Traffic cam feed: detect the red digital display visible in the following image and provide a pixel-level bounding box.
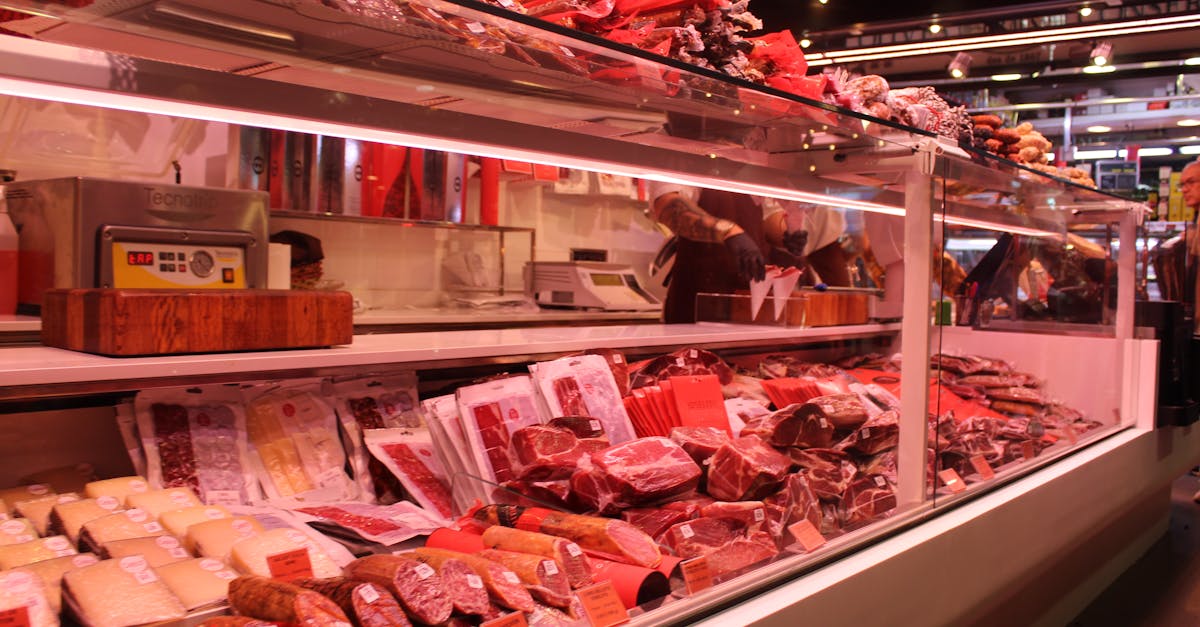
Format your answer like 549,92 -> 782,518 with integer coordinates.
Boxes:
126,251 -> 155,266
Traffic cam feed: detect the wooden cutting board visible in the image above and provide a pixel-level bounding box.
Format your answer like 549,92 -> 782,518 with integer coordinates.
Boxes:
42,289 -> 353,356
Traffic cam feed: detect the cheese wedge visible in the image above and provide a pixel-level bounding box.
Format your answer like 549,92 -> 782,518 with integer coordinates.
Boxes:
16,493 -> 81,536
63,556 -> 187,627
230,528 -> 342,579
79,509 -> 166,552
83,477 -> 150,505
125,488 -> 202,519
155,557 -> 237,610
0,536 -> 76,569
9,552 -> 99,613
0,484 -> 53,515
0,518 -> 38,546
187,516 -> 264,561
22,464 -> 95,493
159,506 -> 231,543
103,535 -> 191,567
0,569 -> 58,627
49,498 -> 123,545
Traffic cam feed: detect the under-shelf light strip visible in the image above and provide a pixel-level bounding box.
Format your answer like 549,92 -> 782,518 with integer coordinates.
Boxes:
807,15 -> 1200,65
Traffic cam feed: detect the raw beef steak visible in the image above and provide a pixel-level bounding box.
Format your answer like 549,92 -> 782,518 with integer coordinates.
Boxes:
706,435 -> 791,501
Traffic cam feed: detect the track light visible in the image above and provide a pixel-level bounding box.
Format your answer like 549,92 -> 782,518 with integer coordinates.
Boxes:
1079,5 -> 1093,17
947,52 -> 972,78
1090,41 -> 1112,66
800,32 -> 812,48
929,22 -> 942,34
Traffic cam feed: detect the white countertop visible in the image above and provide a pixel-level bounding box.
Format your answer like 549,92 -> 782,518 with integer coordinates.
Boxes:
0,315 -> 41,333
0,322 -> 900,391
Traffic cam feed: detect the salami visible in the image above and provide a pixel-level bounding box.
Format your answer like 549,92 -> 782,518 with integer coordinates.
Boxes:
391,551 -> 488,615
227,576 -> 352,627
474,505 -> 661,568
343,554 -> 452,625
479,526 -> 593,589
476,548 -> 572,608
408,547 -> 535,612
293,578 -> 412,627
197,618 -> 276,627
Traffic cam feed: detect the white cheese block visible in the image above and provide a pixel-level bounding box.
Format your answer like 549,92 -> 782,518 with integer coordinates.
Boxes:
159,506 -> 231,544
187,516 -> 264,561
124,488 -> 202,519
0,485 -> 53,515
79,509 -> 166,552
83,477 -> 150,505
0,569 -> 58,627
154,558 -> 237,610
16,494 -> 81,537
63,556 -> 187,627
102,535 -> 191,568
230,528 -> 342,579
0,536 -> 76,569
9,552 -> 99,613
0,518 -> 38,546
50,498 -> 123,545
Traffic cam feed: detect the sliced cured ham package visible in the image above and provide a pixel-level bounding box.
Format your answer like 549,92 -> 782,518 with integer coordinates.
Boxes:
422,394 -> 489,510
294,501 -> 443,546
134,385 -> 261,506
529,354 -> 638,444
456,375 -> 549,485
364,427 -> 456,521
331,371 -> 423,503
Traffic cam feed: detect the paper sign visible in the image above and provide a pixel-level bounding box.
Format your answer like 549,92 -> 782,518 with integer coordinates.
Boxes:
969,455 -> 995,480
267,548 -> 313,582
482,612 -> 529,627
748,277 -> 772,320
680,557 -> 713,595
770,267 -> 802,320
0,606 -> 31,627
787,519 -> 827,552
1022,441 -> 1037,460
576,581 -> 629,627
938,469 -> 967,493
669,375 -> 732,435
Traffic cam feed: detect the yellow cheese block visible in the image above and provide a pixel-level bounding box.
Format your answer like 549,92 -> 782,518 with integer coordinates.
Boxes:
79,509 -> 166,552
187,516 -> 264,561
9,552 -> 99,613
63,556 -> 187,627
0,518 -> 38,546
229,528 -> 342,579
83,477 -> 150,505
16,493 -> 81,537
0,484 -> 54,515
159,506 -> 231,542
0,536 -> 76,569
0,569 -> 58,627
50,498 -> 123,545
124,488 -> 202,519
103,535 -> 191,568
22,464 -> 96,494
154,557 -> 237,610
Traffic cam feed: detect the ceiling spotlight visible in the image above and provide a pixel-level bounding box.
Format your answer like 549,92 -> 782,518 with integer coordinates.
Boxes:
947,52 -> 972,78
929,22 -> 942,34
1079,5 -> 1093,17
818,0 -> 828,5
1090,41 -> 1112,65
800,33 -> 812,48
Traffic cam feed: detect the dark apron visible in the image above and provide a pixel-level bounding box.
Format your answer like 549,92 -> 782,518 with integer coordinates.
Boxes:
663,189 -> 770,323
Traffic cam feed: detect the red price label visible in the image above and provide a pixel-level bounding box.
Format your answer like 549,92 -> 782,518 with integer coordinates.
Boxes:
481,612 -> 529,627
787,519 -> 827,553
680,557 -> 713,595
938,468 -> 967,493
575,581 -> 629,627
0,606 -> 31,627
266,548 -> 313,582
969,455 -> 995,481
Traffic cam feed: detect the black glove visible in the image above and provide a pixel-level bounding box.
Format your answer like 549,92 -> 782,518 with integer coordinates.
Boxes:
724,232 -> 766,283
782,229 -> 809,257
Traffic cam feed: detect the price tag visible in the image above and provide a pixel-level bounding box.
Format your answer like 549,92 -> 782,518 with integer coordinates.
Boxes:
130,479 -> 148,493
787,519 -> 827,553
156,536 -> 180,549
133,570 -> 158,585
678,523 -> 695,539
502,571 -> 520,584
938,469 -> 967,493
565,543 -> 583,557
205,508 -> 227,520
969,455 -> 995,480
415,563 -> 436,580
575,581 -> 629,627
169,548 -> 189,558
861,428 -> 871,439
206,491 -> 241,507
96,496 -> 120,510
819,418 -> 829,429
200,559 -> 224,572
45,537 -> 71,552
357,585 -> 380,604
466,574 -> 484,589
28,484 -> 49,496
541,561 -> 558,576
169,491 -> 194,506
1022,441 -> 1037,460
481,612 -> 529,627
72,554 -> 98,568
144,522 -> 163,533
266,548 -> 313,582
466,21 -> 486,33
680,557 -> 713,595
752,508 -> 765,522
0,606 -> 31,627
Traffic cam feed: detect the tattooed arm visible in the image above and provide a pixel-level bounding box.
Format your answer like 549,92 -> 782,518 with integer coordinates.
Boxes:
651,191 -> 743,242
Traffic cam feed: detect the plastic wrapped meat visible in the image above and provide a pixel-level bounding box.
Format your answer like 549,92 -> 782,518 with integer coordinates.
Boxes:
801,394 -> 870,431
621,507 -> 689,541
661,517 -> 738,559
669,426 -> 730,465
704,535 -> 778,576
834,409 -> 899,456
985,386 -> 1047,406
789,448 -> 858,502
699,500 -> 768,534
531,354 -> 637,444
705,435 -> 790,501
839,475 -> 896,529
775,473 -> 822,545
741,402 -> 835,448
757,355 -> 846,380
629,348 -> 734,389
457,376 -> 547,484
569,437 -> 701,513
509,424 -> 602,481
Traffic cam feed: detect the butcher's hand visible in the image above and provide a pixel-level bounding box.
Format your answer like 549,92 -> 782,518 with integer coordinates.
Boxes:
782,229 -> 809,257
724,233 -> 767,283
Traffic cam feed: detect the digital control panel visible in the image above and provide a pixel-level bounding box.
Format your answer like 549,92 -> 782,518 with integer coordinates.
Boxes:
111,241 -> 246,288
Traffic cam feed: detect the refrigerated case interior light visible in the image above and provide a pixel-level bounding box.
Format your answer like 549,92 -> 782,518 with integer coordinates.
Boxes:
1074,149 -> 1118,159
1185,57 -> 1200,66
1136,147 -> 1174,157
1177,119 -> 1200,127
991,73 -> 1023,81
1087,125 -> 1112,133
1181,145 -> 1200,155
1082,64 -> 1116,74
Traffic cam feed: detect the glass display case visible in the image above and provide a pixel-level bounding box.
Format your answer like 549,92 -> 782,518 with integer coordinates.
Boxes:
0,1 -> 1164,625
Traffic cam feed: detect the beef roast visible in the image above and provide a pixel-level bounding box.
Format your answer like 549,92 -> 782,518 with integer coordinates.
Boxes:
834,409 -> 899,456
706,435 -> 791,501
629,348 -> 734,389
801,394 -> 869,431
569,437 -> 702,513
510,425 -> 588,481
741,403 -> 835,449
789,448 -> 858,502
662,517 -> 740,559
840,474 -> 897,529
669,426 -> 731,465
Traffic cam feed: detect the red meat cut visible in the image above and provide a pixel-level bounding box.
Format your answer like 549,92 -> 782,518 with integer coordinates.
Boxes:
705,435 -> 791,502
834,409 -> 899,456
776,473 -> 822,545
621,507 -> 689,542
669,426 -> 730,465
569,437 -> 702,513
741,403 -> 835,448
510,425 -> 589,481
840,474 -> 897,529
629,348 -> 735,389
662,517 -> 739,559
789,448 -> 858,503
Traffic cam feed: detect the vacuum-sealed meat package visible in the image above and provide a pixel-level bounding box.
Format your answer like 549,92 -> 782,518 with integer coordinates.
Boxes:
364,428 -> 456,520
422,394 -> 488,511
134,386 -> 260,506
529,354 -> 637,444
331,371 -> 422,502
456,375 -> 548,484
